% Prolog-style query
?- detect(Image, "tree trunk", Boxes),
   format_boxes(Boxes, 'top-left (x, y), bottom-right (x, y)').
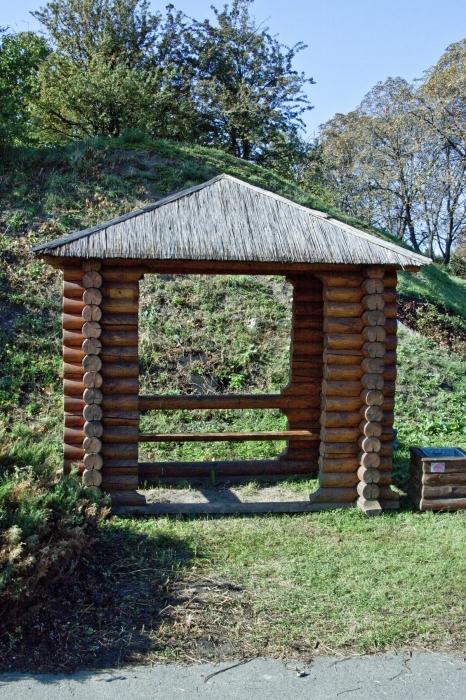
top-left (444, 221), bottom-right (453, 264)
top-left (405, 202), bottom-right (421, 252)
top-left (241, 139), bottom-right (251, 160)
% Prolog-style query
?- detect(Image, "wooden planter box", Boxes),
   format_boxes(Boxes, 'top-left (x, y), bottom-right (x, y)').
top-left (409, 447), bottom-right (466, 511)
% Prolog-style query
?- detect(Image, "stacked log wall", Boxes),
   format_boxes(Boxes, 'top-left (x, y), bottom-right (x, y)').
top-left (379, 270), bottom-right (399, 509)
top-left (80, 263), bottom-right (104, 487)
top-left (62, 262), bottom-right (104, 486)
top-left (63, 267), bottom-right (85, 474)
top-left (311, 267), bottom-right (398, 510)
top-left (60, 261), bottom-right (399, 511)
top-left (356, 267), bottom-right (385, 514)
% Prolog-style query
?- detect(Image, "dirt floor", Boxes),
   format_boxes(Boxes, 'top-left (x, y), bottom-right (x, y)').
top-left (143, 483), bottom-right (313, 504)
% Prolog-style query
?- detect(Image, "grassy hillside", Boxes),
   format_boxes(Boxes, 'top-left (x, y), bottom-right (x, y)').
top-left (1, 133), bottom-right (465, 468)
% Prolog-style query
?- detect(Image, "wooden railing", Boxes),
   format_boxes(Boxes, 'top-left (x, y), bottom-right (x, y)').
top-left (138, 393), bottom-right (319, 444)
top-left (138, 429), bottom-right (319, 443)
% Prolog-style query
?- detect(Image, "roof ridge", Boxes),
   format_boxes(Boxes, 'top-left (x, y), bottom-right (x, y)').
top-left (218, 173), bottom-right (330, 219)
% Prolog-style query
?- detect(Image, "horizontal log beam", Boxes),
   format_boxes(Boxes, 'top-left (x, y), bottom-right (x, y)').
top-left (139, 429), bottom-right (319, 443)
top-left (420, 497), bottom-right (466, 511)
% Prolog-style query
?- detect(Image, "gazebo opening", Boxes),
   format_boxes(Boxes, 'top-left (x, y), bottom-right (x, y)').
top-left (139, 274), bottom-right (293, 396)
top-left (138, 272), bottom-right (323, 484)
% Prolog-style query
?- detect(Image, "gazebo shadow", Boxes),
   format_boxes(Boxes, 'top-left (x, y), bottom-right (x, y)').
top-left (0, 527), bottom-right (199, 675)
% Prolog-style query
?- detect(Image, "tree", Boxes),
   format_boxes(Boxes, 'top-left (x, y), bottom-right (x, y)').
top-left (0, 31), bottom-right (49, 147)
top-left (185, 0), bottom-right (314, 161)
top-left (318, 69), bottom-right (466, 262)
top-left (419, 39), bottom-right (466, 162)
top-left (419, 140), bottom-right (466, 262)
top-left (32, 0), bottom-right (188, 141)
top-left (416, 40), bottom-right (466, 261)
top-left (315, 111), bottom-right (370, 218)
top-left (35, 51), bottom-right (170, 140)
top-left (32, 0), bottom-right (161, 68)
top-left (30, 0), bottom-right (315, 158)
top-left (320, 78), bottom-right (428, 251)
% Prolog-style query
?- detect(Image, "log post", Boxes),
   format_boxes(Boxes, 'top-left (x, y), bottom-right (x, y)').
top-left (80, 261), bottom-right (103, 487)
top-left (379, 270), bottom-right (399, 509)
top-left (62, 260), bottom-right (143, 504)
top-left (356, 266), bottom-right (399, 513)
top-left (63, 268), bottom-right (85, 475)
top-left (310, 270), bottom-right (364, 506)
top-left (310, 267), bottom-right (398, 512)
top-left (62, 260), bottom-right (103, 483)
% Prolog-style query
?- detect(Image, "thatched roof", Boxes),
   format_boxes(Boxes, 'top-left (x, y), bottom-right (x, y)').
top-left (34, 174), bottom-right (430, 267)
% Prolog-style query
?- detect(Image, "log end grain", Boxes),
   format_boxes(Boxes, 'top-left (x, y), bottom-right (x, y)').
top-left (357, 496), bottom-right (382, 516)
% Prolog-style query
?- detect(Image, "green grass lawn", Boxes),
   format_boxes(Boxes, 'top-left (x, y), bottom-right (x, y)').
top-left (4, 504), bottom-right (463, 672)
top-left (399, 265), bottom-right (466, 318)
top-left (96, 509), bottom-right (466, 662)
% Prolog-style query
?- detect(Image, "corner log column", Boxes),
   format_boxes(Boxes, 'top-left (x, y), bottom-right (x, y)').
top-left (357, 266), bottom-right (399, 513)
top-left (63, 261), bottom-right (104, 484)
top-left (99, 264), bottom-right (142, 504)
top-left (357, 267), bottom-right (385, 514)
top-left (81, 263), bottom-right (104, 486)
top-left (63, 267), bottom-right (85, 475)
top-left (380, 270), bottom-right (398, 510)
top-left (311, 267), bottom-right (399, 511)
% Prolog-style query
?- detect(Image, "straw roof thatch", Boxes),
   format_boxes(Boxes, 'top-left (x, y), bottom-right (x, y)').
top-left (34, 174), bottom-right (431, 267)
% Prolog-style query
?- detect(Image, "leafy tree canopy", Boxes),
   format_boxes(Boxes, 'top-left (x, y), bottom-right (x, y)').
top-left (31, 0), bottom-right (196, 142)
top-left (185, 0), bottom-right (314, 161)
top-left (318, 59), bottom-right (466, 263)
top-left (30, 0), bottom-right (314, 166)
top-left (0, 30), bottom-right (49, 146)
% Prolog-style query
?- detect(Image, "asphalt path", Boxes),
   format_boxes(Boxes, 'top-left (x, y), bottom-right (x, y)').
top-left (1, 652), bottom-right (465, 699)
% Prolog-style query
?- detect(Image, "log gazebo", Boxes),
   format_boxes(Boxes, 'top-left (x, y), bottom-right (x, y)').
top-left (33, 174), bottom-right (431, 515)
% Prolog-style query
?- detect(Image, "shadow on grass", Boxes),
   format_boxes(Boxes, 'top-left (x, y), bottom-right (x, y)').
top-left (0, 525), bottom-right (196, 674)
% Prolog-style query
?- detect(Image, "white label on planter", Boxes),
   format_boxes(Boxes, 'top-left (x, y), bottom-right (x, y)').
top-left (431, 462), bottom-right (446, 473)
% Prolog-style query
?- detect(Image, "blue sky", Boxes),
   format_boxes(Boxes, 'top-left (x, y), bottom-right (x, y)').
top-left (2, 0), bottom-right (465, 136)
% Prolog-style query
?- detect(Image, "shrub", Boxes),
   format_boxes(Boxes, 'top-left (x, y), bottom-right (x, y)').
top-left (449, 254), bottom-right (466, 279)
top-left (0, 465), bottom-right (108, 626)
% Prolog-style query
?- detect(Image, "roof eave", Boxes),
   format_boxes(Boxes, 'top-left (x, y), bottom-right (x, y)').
top-left (37, 254), bottom-right (427, 274)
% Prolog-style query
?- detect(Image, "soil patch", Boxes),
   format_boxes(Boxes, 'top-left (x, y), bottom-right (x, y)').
top-left (143, 482), bottom-right (313, 505)
top-left (398, 296), bottom-right (466, 354)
